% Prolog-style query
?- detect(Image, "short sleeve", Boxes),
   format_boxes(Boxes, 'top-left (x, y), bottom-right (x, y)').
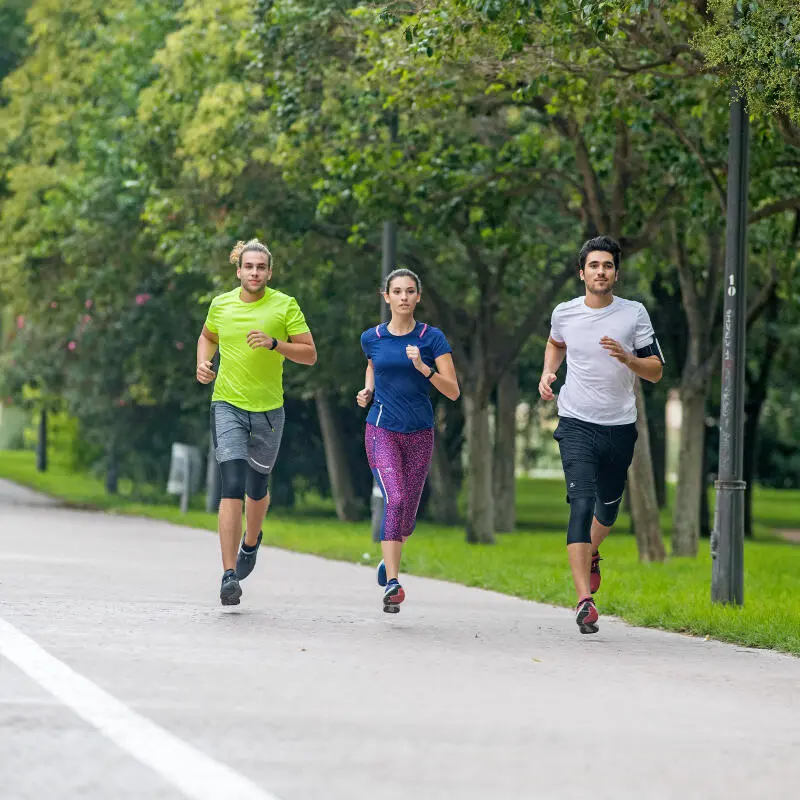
top-left (204, 298), bottom-right (219, 334)
top-left (549, 306), bottom-right (565, 344)
top-left (360, 329), bottom-right (372, 360)
top-left (285, 297), bottom-right (311, 337)
top-left (430, 328), bottom-right (452, 359)
top-left (634, 303), bottom-right (656, 350)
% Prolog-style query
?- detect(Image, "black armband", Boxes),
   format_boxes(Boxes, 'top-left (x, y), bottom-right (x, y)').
top-left (634, 338), bottom-right (665, 364)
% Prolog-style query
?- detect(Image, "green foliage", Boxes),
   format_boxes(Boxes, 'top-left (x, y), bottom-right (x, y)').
top-left (2, 0), bottom-right (800, 509)
top-left (696, 0), bottom-right (800, 123)
top-left (0, 0), bottom-right (30, 86)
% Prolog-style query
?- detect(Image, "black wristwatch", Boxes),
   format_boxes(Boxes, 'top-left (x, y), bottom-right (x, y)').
top-left (269, 337), bottom-right (279, 350)
top-left (425, 366), bottom-right (436, 381)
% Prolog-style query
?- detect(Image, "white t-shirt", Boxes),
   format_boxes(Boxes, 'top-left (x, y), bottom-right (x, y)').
top-left (549, 296), bottom-right (659, 426)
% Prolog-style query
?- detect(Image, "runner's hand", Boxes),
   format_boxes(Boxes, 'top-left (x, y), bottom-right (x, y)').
top-left (356, 388), bottom-right (374, 408)
top-left (538, 372), bottom-right (557, 401)
top-left (406, 345), bottom-right (424, 371)
top-left (196, 360), bottom-right (215, 384)
top-left (600, 336), bottom-right (633, 366)
top-left (246, 330), bottom-right (273, 349)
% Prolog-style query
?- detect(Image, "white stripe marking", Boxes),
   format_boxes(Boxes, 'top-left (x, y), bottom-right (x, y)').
top-left (375, 468), bottom-right (389, 504)
top-left (0, 616), bottom-right (281, 800)
top-left (603, 494), bottom-right (624, 505)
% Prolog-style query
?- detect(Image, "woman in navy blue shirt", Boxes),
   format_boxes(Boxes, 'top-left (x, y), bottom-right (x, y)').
top-left (357, 268), bottom-right (460, 613)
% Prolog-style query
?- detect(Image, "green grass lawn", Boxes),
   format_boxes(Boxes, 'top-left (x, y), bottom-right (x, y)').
top-left (1, 449), bottom-right (798, 655)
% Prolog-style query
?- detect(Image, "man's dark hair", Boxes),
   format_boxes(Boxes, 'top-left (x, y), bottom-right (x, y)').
top-left (578, 236), bottom-right (622, 272)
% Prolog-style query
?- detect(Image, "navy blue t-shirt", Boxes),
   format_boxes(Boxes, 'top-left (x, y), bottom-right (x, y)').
top-left (360, 322), bottom-right (452, 432)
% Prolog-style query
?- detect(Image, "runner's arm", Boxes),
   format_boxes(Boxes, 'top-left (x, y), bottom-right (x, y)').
top-left (625, 355), bottom-right (663, 383)
top-left (428, 353), bottom-right (460, 401)
top-left (196, 325), bottom-right (219, 384)
top-left (364, 360), bottom-right (375, 393)
top-left (543, 337), bottom-right (566, 373)
top-left (600, 337), bottom-right (663, 383)
top-left (356, 361), bottom-right (375, 408)
top-left (539, 338), bottom-right (566, 400)
top-left (279, 331), bottom-right (317, 365)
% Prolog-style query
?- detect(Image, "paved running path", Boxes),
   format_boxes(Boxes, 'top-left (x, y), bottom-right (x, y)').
top-left (1, 478), bottom-right (797, 800)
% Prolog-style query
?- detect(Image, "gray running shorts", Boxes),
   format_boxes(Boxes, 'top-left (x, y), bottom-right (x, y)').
top-left (210, 401), bottom-right (285, 475)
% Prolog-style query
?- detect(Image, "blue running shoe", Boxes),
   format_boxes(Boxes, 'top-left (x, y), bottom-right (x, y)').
top-left (377, 559), bottom-right (387, 587)
top-left (383, 580), bottom-right (405, 614)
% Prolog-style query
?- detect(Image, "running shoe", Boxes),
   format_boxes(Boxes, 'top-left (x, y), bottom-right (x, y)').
top-left (383, 580), bottom-right (405, 614)
top-left (220, 569), bottom-right (242, 606)
top-left (236, 530), bottom-right (263, 580)
top-left (377, 559), bottom-right (387, 587)
top-left (575, 597), bottom-right (599, 634)
top-left (590, 551), bottom-right (602, 594)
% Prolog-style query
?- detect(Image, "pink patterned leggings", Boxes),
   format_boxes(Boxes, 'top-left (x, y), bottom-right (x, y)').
top-left (365, 423), bottom-right (435, 542)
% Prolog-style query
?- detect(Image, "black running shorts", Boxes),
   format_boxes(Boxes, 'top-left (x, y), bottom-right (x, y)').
top-left (210, 401), bottom-right (285, 475)
top-left (553, 416), bottom-right (638, 506)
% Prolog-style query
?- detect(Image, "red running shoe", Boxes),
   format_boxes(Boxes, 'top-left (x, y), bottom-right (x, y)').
top-left (590, 552), bottom-right (602, 594)
top-left (576, 597), bottom-right (599, 634)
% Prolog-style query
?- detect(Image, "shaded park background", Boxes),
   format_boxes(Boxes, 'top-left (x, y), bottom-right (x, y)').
top-left (1, 0), bottom-right (800, 570)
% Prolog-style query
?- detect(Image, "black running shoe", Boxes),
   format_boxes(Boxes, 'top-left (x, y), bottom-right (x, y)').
top-left (220, 569), bottom-right (242, 606)
top-left (575, 597), bottom-right (599, 634)
top-left (236, 530), bottom-right (263, 580)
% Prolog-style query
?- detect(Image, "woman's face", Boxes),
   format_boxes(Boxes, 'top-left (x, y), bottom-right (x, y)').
top-left (383, 276), bottom-right (420, 314)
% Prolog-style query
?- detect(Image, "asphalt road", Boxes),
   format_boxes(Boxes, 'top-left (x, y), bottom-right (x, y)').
top-left (0, 478), bottom-right (797, 800)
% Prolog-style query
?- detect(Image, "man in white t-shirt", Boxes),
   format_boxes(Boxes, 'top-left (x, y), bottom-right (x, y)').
top-left (539, 236), bottom-right (664, 634)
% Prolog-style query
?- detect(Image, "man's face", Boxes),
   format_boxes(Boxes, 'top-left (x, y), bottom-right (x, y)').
top-left (237, 251), bottom-right (271, 293)
top-left (580, 250), bottom-right (618, 296)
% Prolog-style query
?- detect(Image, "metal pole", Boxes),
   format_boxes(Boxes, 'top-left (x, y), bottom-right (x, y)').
top-left (711, 89), bottom-right (749, 606)
top-left (371, 112), bottom-right (399, 543)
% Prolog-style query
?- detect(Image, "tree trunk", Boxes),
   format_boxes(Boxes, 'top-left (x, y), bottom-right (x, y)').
top-left (645, 384), bottom-right (668, 508)
top-left (464, 389), bottom-right (494, 544)
top-left (743, 432), bottom-right (755, 538)
top-left (743, 293), bottom-right (781, 537)
top-left (36, 408), bottom-right (47, 472)
top-left (672, 383), bottom-right (707, 557)
top-left (315, 391), bottom-right (362, 522)
top-left (105, 440), bottom-right (118, 495)
top-left (743, 388), bottom-right (771, 538)
top-left (627, 380), bottom-right (666, 562)
top-left (428, 404), bottom-right (460, 525)
top-left (493, 365), bottom-right (518, 533)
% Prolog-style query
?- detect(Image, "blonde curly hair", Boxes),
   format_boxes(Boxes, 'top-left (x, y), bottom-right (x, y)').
top-left (229, 238), bottom-right (273, 268)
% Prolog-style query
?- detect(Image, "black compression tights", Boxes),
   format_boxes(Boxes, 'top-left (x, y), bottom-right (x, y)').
top-left (219, 459), bottom-right (269, 501)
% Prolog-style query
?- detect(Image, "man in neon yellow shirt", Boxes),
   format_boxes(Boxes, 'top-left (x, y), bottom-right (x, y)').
top-left (197, 239), bottom-right (316, 605)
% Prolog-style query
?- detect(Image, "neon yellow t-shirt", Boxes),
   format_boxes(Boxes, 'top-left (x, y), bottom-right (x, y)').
top-left (204, 287), bottom-right (310, 412)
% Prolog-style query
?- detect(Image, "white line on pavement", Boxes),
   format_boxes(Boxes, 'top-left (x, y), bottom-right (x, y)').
top-left (0, 616), bottom-right (281, 800)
